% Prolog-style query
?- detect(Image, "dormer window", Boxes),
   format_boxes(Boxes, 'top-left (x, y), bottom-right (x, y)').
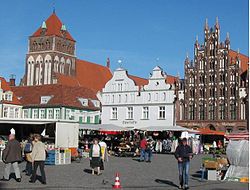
top-left (78, 98), bottom-right (88, 107)
top-left (4, 92), bottom-right (13, 101)
top-left (91, 100), bottom-right (100, 108)
top-left (40, 96), bottom-right (52, 104)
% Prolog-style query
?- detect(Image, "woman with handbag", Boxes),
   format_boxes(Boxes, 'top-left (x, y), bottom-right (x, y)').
top-left (29, 134), bottom-right (46, 185)
top-left (89, 138), bottom-right (102, 175)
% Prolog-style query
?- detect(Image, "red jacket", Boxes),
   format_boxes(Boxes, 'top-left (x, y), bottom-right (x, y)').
top-left (140, 139), bottom-right (147, 149)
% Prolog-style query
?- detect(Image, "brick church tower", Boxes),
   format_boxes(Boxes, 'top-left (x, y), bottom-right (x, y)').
top-left (22, 11), bottom-right (76, 86)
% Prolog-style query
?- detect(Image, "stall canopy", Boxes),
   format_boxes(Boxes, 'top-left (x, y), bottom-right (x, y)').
top-left (193, 128), bottom-right (225, 136)
top-left (225, 132), bottom-right (249, 140)
top-left (136, 125), bottom-right (193, 132)
top-left (79, 124), bottom-right (128, 131)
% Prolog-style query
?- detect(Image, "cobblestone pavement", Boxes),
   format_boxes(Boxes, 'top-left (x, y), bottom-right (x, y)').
top-left (0, 154), bottom-right (248, 190)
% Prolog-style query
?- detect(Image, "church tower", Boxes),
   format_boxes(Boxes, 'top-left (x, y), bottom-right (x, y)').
top-left (23, 11), bottom-right (76, 86)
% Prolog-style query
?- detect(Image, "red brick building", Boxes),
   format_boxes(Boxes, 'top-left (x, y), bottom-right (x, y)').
top-left (176, 18), bottom-right (249, 133)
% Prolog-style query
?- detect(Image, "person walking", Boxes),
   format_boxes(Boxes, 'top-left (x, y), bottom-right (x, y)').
top-left (23, 135), bottom-right (33, 176)
top-left (145, 138), bottom-right (154, 163)
top-left (174, 138), bottom-right (193, 190)
top-left (1, 134), bottom-right (22, 182)
top-left (29, 134), bottom-right (46, 185)
top-left (139, 136), bottom-right (147, 162)
top-left (89, 138), bottom-right (102, 175)
top-left (99, 138), bottom-right (108, 171)
top-left (155, 139), bottom-right (163, 153)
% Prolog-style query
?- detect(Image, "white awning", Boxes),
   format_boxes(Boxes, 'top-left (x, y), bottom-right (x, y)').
top-left (136, 125), bottom-right (193, 132)
top-left (0, 118), bottom-right (56, 125)
top-left (79, 124), bottom-right (128, 131)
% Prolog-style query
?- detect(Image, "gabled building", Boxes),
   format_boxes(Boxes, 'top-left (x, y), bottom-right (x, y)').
top-left (12, 85), bottom-right (100, 124)
top-left (0, 77), bottom-right (22, 119)
top-left (176, 18), bottom-right (249, 133)
top-left (97, 66), bottom-right (177, 129)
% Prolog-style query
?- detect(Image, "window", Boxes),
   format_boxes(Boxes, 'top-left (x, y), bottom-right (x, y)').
top-left (162, 92), bottom-right (166, 101)
top-left (3, 107), bottom-right (8, 118)
top-left (219, 104), bottom-right (225, 120)
top-left (55, 109), bottom-right (60, 119)
top-left (14, 108), bottom-right (19, 118)
top-left (127, 107), bottom-right (133, 120)
top-left (199, 60), bottom-right (204, 70)
top-left (219, 59), bottom-right (224, 68)
top-left (159, 106), bottom-right (166, 119)
top-left (231, 87), bottom-right (236, 97)
top-left (112, 95), bottom-right (115, 103)
top-left (210, 88), bottom-right (215, 97)
top-left (142, 107), bottom-right (149, 119)
top-left (111, 107), bottom-right (117, 120)
top-left (230, 103), bottom-right (236, 120)
top-left (200, 89), bottom-right (205, 98)
top-left (33, 109), bottom-right (39, 119)
top-left (230, 73), bottom-right (235, 81)
top-left (40, 109), bottom-right (46, 119)
top-left (148, 93), bottom-right (151, 101)
top-left (66, 109), bottom-right (70, 120)
top-left (190, 89), bottom-right (195, 98)
top-left (199, 105), bottom-right (204, 120)
top-left (40, 96), bottom-right (52, 104)
top-left (118, 95), bottom-right (121, 103)
top-left (189, 105), bottom-right (194, 120)
top-left (47, 109), bottom-right (53, 119)
top-left (209, 104), bottom-right (215, 120)
top-left (155, 93), bottom-right (159, 101)
top-left (220, 88), bottom-right (225, 97)
top-left (240, 102), bottom-right (246, 120)
top-left (9, 108), bottom-right (14, 118)
top-left (23, 110), bottom-right (29, 118)
top-left (125, 94), bottom-right (128, 102)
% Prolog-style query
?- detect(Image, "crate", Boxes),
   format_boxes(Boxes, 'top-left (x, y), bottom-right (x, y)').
top-left (45, 150), bottom-right (55, 165)
top-left (204, 160), bottom-right (219, 170)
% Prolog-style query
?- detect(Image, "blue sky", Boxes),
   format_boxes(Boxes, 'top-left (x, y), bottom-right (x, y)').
top-left (0, 0), bottom-right (248, 83)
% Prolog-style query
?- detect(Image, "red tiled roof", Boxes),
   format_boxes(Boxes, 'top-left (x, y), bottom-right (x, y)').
top-left (0, 77), bottom-right (21, 105)
top-left (166, 75), bottom-right (178, 84)
top-left (75, 59), bottom-right (113, 93)
top-left (55, 73), bottom-right (80, 87)
top-left (11, 84), bottom-right (99, 110)
top-left (32, 13), bottom-right (75, 41)
top-left (229, 50), bottom-right (249, 73)
top-left (128, 75), bottom-right (148, 86)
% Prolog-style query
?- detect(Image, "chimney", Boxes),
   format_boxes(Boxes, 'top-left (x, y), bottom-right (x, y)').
top-left (106, 58), bottom-right (110, 68)
top-left (9, 74), bottom-right (16, 87)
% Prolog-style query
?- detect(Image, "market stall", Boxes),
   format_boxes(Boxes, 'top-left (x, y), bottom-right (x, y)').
top-left (0, 119), bottom-right (79, 165)
top-left (224, 140), bottom-right (249, 182)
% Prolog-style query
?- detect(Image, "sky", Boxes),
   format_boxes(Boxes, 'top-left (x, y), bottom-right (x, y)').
top-left (0, 0), bottom-right (248, 83)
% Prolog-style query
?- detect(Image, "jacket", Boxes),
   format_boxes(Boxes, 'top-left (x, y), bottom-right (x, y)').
top-left (31, 141), bottom-right (46, 161)
top-left (89, 144), bottom-right (102, 158)
top-left (174, 144), bottom-right (192, 162)
top-left (2, 139), bottom-right (22, 163)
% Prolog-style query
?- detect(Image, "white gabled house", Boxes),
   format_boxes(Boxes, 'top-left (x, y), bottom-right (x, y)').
top-left (97, 66), bottom-right (177, 129)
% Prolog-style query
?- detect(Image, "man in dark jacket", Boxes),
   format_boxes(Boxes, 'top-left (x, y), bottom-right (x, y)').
top-left (174, 138), bottom-right (193, 190)
top-left (1, 134), bottom-right (22, 182)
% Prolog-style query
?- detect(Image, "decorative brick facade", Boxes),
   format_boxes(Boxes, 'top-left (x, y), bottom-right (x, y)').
top-left (176, 18), bottom-right (249, 133)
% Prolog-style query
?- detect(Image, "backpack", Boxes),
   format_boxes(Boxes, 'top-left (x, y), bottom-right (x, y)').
top-left (24, 142), bottom-right (32, 153)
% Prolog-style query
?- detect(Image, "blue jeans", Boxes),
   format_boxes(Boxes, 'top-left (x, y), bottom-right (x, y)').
top-left (140, 149), bottom-right (146, 161)
top-left (146, 149), bottom-right (152, 162)
top-left (178, 161), bottom-right (190, 186)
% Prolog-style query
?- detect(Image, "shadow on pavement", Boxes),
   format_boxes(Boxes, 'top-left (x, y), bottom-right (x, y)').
top-left (83, 169), bottom-right (93, 174)
top-left (155, 179), bottom-right (179, 188)
top-left (192, 170), bottom-right (201, 178)
top-left (132, 158), bottom-right (141, 162)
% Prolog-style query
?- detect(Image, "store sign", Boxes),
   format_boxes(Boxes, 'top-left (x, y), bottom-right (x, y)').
top-left (122, 120), bottom-right (137, 125)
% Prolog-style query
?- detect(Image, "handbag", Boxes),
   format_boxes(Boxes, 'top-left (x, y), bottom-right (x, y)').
top-left (26, 153), bottom-right (32, 162)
